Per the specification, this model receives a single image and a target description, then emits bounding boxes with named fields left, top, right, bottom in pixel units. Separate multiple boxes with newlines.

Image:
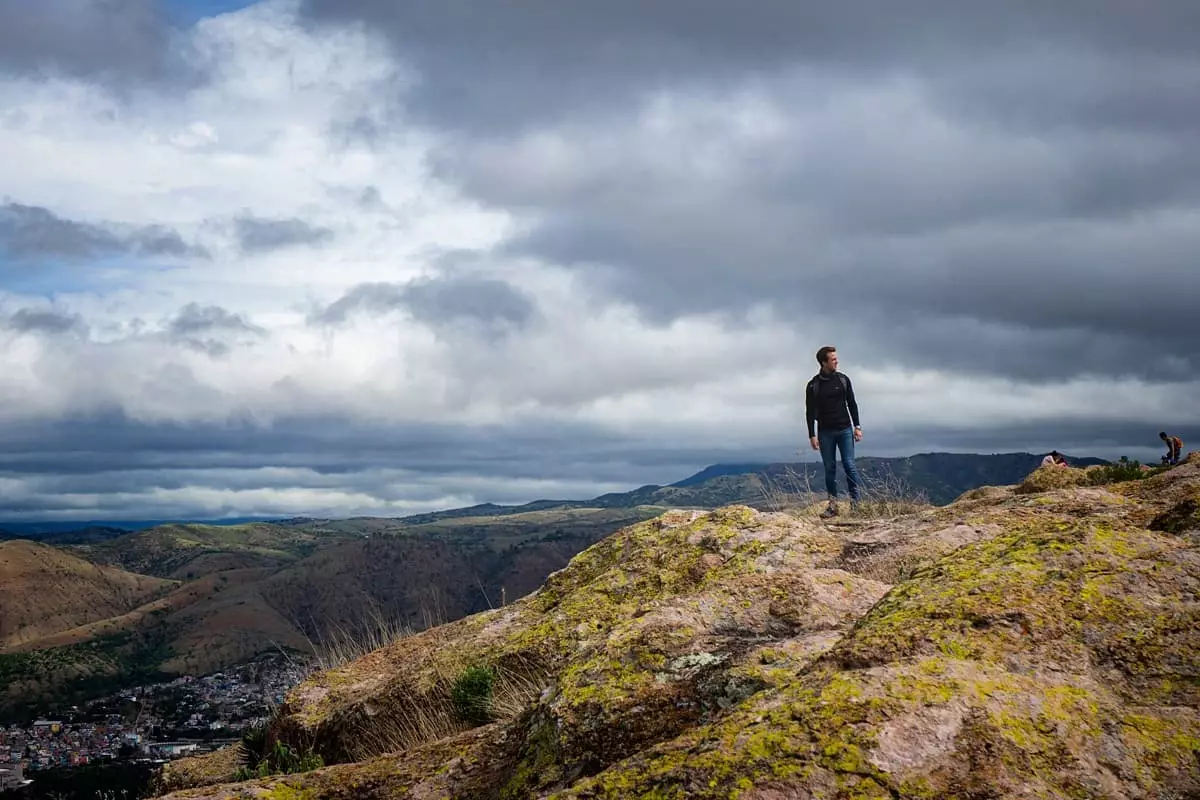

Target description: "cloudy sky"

left=1, top=0, right=1197, bottom=521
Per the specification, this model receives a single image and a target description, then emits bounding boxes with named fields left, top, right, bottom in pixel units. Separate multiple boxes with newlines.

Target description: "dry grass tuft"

left=760, top=463, right=931, bottom=520
left=349, top=693, right=468, bottom=761
left=851, top=550, right=929, bottom=586
left=345, top=654, right=550, bottom=761
left=285, top=598, right=551, bottom=762
left=308, top=613, right=416, bottom=674
left=489, top=657, right=550, bottom=719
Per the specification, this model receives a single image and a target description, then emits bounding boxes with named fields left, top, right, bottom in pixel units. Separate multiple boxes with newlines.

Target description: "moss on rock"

left=268, top=505, right=875, bottom=771
left=155, top=721, right=517, bottom=800
left=1014, top=465, right=1098, bottom=494
left=553, top=515, right=1200, bottom=799
left=152, top=744, right=243, bottom=794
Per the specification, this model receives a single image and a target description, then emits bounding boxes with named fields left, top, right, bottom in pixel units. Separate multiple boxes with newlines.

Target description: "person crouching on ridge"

left=806, top=345, right=863, bottom=518
left=1160, top=431, right=1184, bottom=465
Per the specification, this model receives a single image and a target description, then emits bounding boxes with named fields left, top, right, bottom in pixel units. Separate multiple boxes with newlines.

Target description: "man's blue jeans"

left=818, top=426, right=861, bottom=502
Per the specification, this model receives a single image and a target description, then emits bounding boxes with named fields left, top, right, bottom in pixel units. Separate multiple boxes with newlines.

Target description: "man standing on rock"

left=806, top=345, right=863, bottom=518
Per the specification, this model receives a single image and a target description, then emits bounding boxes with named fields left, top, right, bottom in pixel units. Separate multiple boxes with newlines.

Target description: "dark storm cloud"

left=310, top=282, right=406, bottom=325
left=0, top=412, right=720, bottom=519
left=298, top=1, right=1200, bottom=387
left=166, top=302, right=265, bottom=357
left=0, top=203, right=204, bottom=261
left=169, top=302, right=262, bottom=337
left=864, top=314, right=1198, bottom=385
left=2, top=307, right=87, bottom=336
left=297, top=0, right=1200, bottom=131
left=0, top=0, right=185, bottom=83
left=0, top=203, right=122, bottom=258
left=296, top=0, right=1200, bottom=385
left=482, top=128, right=1200, bottom=363
left=233, top=215, right=335, bottom=253
left=0, top=413, right=645, bottom=478
left=133, top=225, right=198, bottom=257
left=311, top=276, right=536, bottom=336
left=401, top=275, right=535, bottom=331
left=927, top=49, right=1200, bottom=136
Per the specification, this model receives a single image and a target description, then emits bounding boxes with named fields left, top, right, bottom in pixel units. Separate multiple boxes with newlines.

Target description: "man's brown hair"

left=816, top=345, right=837, bottom=366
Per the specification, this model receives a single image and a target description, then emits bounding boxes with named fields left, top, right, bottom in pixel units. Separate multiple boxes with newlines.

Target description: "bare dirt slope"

left=0, top=539, right=175, bottom=650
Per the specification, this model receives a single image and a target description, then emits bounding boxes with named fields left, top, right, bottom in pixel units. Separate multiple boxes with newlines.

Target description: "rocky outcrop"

left=1013, top=463, right=1102, bottom=494
left=154, top=455, right=1200, bottom=799
left=152, top=744, right=244, bottom=795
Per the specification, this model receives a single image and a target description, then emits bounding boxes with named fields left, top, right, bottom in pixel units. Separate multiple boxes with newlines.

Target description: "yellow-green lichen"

left=501, top=712, right=562, bottom=800
left=260, top=782, right=318, bottom=800
left=1121, top=712, right=1200, bottom=773
left=828, top=516, right=1198, bottom=687
left=548, top=507, right=1200, bottom=800
left=556, top=660, right=1172, bottom=799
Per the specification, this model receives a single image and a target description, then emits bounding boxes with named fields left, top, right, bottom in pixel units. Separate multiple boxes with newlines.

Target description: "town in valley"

left=0, top=655, right=307, bottom=794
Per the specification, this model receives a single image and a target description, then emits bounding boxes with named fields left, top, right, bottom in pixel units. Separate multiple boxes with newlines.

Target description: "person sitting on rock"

left=1041, top=451, right=1068, bottom=468
left=1160, top=431, right=1184, bottom=465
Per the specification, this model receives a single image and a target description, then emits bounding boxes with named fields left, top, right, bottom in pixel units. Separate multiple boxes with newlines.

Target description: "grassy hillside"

left=0, top=540, right=176, bottom=650
left=0, top=564, right=313, bottom=720
left=0, top=508, right=660, bottom=719
left=260, top=506, right=666, bottom=641
left=71, top=522, right=359, bottom=580
left=1, top=520, right=356, bottom=719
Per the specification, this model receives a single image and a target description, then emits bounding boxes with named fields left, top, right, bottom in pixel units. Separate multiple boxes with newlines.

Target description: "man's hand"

left=809, top=436, right=819, bottom=451
left=853, top=427, right=863, bottom=442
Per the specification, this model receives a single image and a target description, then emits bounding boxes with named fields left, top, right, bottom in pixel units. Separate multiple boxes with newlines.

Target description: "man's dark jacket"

left=805, top=370, right=861, bottom=438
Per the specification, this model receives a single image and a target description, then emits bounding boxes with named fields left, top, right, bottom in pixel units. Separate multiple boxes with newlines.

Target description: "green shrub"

left=234, top=727, right=323, bottom=781
left=239, top=721, right=269, bottom=765
left=1086, top=457, right=1165, bottom=485
left=451, top=664, right=496, bottom=725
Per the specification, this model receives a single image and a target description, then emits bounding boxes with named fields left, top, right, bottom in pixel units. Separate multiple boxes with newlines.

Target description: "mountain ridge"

left=0, top=452, right=1111, bottom=536
left=391, top=451, right=1111, bottom=524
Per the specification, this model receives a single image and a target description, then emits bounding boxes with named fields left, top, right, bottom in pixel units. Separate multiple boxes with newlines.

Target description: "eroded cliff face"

left=154, top=455, right=1200, bottom=800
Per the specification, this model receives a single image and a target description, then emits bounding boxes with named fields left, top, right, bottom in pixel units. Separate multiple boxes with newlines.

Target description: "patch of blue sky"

left=0, top=254, right=185, bottom=298
left=164, top=0, right=263, bottom=27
